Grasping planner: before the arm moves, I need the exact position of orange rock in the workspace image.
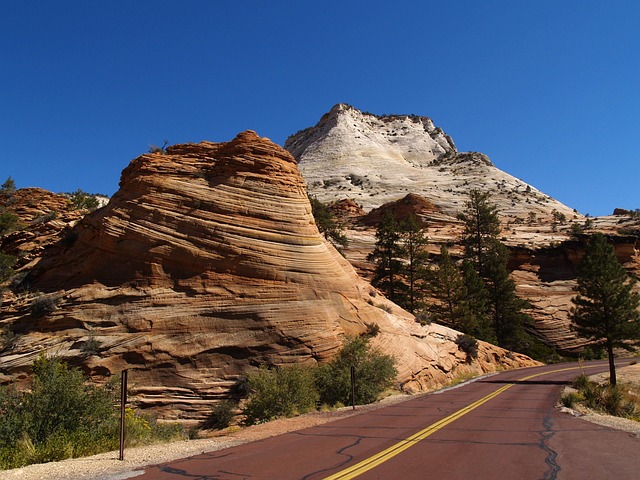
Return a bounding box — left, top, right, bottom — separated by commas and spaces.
0, 132, 537, 421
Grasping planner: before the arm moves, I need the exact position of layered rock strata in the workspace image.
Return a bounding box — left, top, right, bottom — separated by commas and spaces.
0, 132, 535, 421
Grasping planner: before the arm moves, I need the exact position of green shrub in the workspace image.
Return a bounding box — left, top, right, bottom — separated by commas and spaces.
0, 211, 21, 236
203, 400, 236, 430
560, 391, 582, 408
243, 365, 319, 425
315, 336, 397, 407
455, 334, 479, 361
67, 189, 100, 211
0, 355, 183, 470
0, 252, 16, 282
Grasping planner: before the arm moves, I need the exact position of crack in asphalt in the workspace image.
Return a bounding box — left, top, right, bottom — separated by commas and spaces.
300, 435, 366, 480
540, 409, 561, 480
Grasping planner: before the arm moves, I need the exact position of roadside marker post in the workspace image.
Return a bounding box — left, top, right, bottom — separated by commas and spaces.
119, 369, 128, 461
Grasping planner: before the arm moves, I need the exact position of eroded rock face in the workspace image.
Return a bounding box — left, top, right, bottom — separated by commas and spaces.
286, 104, 577, 223
0, 131, 535, 421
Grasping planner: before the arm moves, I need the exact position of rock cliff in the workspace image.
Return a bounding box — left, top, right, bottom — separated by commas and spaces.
286, 105, 639, 354
0, 131, 535, 421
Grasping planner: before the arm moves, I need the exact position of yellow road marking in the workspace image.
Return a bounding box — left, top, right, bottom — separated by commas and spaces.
323, 364, 604, 480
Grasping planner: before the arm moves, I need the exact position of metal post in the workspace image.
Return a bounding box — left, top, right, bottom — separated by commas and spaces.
350, 365, 356, 411
119, 369, 128, 461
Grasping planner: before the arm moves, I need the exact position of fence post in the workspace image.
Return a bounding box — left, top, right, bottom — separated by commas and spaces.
350, 365, 356, 411
119, 369, 128, 461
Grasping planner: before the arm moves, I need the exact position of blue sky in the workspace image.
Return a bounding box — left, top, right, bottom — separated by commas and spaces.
1, 1, 638, 216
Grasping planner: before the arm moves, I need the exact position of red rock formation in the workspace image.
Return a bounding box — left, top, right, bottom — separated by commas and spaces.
0, 132, 536, 421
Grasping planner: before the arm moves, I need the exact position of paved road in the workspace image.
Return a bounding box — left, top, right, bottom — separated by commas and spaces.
136, 360, 640, 479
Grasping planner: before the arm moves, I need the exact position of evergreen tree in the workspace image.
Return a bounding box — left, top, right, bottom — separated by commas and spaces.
570, 233, 640, 386
367, 211, 407, 306
1, 176, 16, 194
428, 245, 465, 328
309, 196, 348, 248
400, 215, 429, 313
460, 260, 495, 342
457, 190, 500, 278
457, 190, 532, 351
482, 239, 530, 349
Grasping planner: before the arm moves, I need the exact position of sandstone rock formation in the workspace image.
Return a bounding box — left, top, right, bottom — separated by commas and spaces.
285, 104, 577, 223
289, 105, 639, 354
0, 131, 536, 421
0, 188, 87, 270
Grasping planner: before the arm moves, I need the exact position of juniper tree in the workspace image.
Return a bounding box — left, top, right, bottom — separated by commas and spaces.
570, 233, 640, 386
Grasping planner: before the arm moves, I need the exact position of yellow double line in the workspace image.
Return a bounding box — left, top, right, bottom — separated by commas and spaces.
324, 365, 592, 479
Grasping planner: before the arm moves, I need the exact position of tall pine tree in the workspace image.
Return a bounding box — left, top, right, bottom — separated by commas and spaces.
570, 233, 640, 386
458, 190, 532, 351
367, 211, 407, 306
400, 215, 429, 314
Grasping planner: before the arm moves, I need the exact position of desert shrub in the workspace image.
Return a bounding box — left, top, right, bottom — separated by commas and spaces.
0, 327, 19, 353
455, 334, 479, 361
560, 391, 582, 408
315, 336, 397, 407
0, 252, 16, 282
571, 374, 591, 391
81, 335, 102, 356
243, 365, 319, 425
570, 375, 639, 418
363, 322, 380, 337
0, 211, 21, 236
29, 293, 59, 318
203, 400, 236, 430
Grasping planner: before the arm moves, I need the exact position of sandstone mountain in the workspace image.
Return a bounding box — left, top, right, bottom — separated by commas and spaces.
285, 103, 577, 223
285, 105, 640, 354
0, 131, 535, 421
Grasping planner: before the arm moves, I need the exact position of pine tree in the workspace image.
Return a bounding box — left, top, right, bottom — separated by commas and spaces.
460, 260, 495, 342
570, 233, 640, 386
457, 190, 500, 278
367, 211, 407, 306
428, 245, 466, 328
400, 215, 429, 313
482, 239, 530, 350
458, 190, 532, 351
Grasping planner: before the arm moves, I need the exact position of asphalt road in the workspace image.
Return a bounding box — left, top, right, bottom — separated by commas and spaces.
135, 360, 640, 479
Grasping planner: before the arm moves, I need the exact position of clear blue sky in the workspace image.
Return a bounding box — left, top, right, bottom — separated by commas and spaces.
1, 1, 638, 216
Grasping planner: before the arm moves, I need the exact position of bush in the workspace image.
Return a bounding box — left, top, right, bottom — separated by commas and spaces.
560, 391, 582, 408
569, 374, 639, 418
315, 336, 397, 407
0, 355, 119, 469
203, 400, 236, 430
243, 365, 319, 425
455, 334, 479, 361
0, 355, 183, 470
0, 211, 22, 236
68, 189, 100, 211
0, 252, 16, 282
29, 293, 59, 318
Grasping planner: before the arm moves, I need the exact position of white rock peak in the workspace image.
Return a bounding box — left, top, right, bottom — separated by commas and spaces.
285, 103, 576, 222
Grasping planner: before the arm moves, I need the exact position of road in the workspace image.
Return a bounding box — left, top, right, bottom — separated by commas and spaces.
135, 360, 640, 479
